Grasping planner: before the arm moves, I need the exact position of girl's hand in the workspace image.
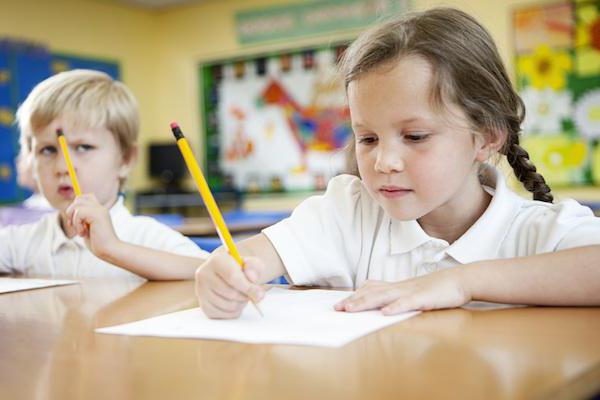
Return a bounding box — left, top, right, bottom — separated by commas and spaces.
195, 251, 266, 319
334, 269, 472, 315
65, 194, 119, 258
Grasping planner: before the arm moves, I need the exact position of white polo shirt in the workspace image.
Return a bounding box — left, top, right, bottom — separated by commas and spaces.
263, 166, 600, 288
0, 197, 208, 280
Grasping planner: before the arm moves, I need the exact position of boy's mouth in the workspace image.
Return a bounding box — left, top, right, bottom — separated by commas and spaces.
57, 185, 74, 198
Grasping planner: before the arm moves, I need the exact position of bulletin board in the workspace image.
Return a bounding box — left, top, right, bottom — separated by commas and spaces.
514, 0, 600, 186
200, 44, 352, 193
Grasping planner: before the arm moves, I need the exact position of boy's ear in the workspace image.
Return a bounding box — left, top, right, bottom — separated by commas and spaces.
475, 129, 506, 163
119, 145, 138, 179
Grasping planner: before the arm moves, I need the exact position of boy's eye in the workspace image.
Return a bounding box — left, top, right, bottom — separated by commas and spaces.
39, 145, 57, 156
75, 144, 94, 152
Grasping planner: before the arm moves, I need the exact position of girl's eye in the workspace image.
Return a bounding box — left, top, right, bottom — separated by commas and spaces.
357, 136, 378, 145
39, 145, 57, 156
75, 144, 94, 152
404, 134, 430, 143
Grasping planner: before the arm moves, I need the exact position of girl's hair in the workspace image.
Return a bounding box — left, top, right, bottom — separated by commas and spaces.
339, 7, 553, 202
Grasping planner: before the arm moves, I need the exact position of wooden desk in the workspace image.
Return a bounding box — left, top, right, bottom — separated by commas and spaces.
174, 217, 279, 237
1, 279, 599, 400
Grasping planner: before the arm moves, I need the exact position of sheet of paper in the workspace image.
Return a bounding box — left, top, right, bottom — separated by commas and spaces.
96, 288, 420, 347
0, 278, 77, 294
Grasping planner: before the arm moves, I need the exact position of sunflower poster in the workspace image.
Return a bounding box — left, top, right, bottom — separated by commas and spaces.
514, 0, 600, 186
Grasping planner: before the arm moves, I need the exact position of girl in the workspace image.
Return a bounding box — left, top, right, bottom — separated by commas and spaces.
195, 8, 600, 319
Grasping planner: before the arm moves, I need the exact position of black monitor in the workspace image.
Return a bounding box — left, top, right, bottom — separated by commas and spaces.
148, 143, 186, 190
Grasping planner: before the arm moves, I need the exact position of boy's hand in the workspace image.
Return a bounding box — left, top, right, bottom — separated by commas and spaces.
195, 251, 266, 319
65, 194, 119, 258
334, 269, 471, 315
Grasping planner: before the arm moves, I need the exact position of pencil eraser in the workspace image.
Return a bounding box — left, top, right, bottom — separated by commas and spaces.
170, 122, 179, 130
56, 128, 64, 137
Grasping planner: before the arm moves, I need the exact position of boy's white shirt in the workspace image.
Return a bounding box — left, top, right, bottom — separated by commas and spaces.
263, 165, 600, 288
0, 197, 208, 280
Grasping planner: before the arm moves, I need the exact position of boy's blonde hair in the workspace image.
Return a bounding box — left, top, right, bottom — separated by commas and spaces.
16, 69, 139, 161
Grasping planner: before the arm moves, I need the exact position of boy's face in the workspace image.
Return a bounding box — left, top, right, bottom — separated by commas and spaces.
31, 116, 132, 213
348, 56, 490, 222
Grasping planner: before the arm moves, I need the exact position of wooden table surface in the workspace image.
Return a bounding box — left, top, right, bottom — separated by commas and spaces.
174, 217, 279, 236
1, 278, 599, 400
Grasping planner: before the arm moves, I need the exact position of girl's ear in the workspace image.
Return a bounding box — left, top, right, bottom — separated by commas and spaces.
119, 145, 138, 179
475, 129, 506, 163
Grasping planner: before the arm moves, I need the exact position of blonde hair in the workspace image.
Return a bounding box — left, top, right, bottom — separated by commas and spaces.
16, 69, 139, 161
339, 8, 553, 202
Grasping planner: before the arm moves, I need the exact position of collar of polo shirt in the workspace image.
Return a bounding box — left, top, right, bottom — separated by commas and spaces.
389, 165, 524, 264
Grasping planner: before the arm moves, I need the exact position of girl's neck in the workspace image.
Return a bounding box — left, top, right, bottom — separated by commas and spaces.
417, 172, 491, 244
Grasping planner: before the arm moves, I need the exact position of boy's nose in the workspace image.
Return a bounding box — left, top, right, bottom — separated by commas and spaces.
55, 152, 74, 175
374, 147, 404, 173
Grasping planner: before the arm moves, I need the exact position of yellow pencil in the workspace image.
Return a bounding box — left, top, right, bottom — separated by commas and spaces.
170, 122, 264, 317
56, 129, 82, 196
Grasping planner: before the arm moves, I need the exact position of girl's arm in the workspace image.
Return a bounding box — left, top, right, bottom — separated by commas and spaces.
462, 245, 600, 306
336, 245, 600, 314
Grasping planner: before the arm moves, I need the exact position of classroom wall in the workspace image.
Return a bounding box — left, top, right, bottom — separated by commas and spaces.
0, 0, 159, 189
0, 0, 559, 192
150, 0, 560, 204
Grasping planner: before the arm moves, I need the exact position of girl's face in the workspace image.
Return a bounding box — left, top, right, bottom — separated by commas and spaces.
348, 55, 489, 221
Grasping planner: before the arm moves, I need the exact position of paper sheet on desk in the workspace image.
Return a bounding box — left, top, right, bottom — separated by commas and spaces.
0, 278, 77, 294
96, 288, 420, 348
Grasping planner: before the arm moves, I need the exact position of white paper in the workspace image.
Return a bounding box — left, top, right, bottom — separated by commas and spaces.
0, 278, 77, 294
96, 288, 420, 347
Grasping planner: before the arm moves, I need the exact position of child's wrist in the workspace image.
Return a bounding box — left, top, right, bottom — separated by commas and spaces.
95, 237, 125, 263
455, 264, 477, 302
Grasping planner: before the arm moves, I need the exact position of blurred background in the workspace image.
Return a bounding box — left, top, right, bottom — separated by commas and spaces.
0, 0, 599, 250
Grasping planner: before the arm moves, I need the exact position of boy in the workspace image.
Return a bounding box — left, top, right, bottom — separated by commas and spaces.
1, 69, 207, 280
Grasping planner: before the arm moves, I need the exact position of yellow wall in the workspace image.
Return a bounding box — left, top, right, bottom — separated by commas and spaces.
0, 0, 158, 188
1, 0, 558, 192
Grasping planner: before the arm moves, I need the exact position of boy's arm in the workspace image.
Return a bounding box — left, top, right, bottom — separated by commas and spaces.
66, 194, 205, 280
461, 245, 600, 306
97, 241, 204, 280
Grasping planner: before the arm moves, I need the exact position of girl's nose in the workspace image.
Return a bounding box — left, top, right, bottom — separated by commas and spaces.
374, 146, 404, 173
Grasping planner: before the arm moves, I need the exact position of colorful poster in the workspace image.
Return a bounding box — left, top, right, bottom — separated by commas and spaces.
202, 47, 352, 192
514, 0, 600, 186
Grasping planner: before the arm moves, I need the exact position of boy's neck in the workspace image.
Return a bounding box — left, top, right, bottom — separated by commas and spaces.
417, 173, 491, 245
